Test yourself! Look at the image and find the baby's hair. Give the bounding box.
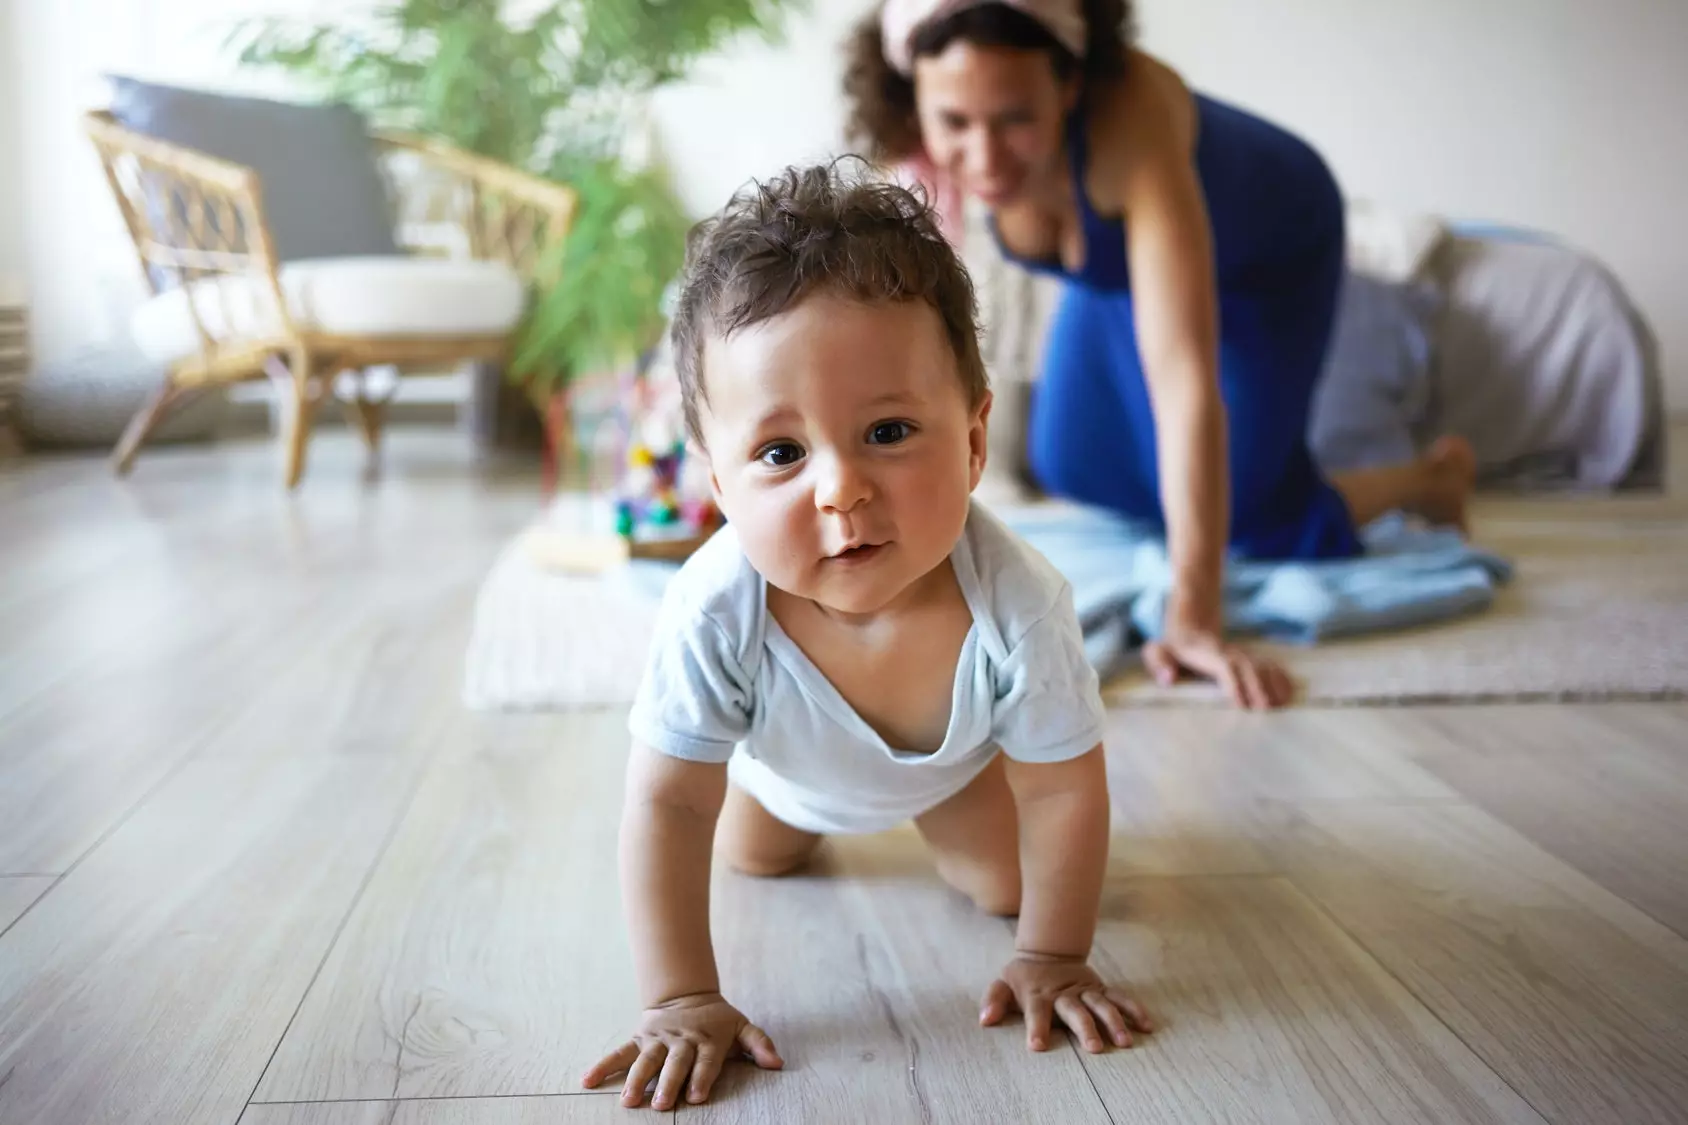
[843,0,1136,163]
[670,157,988,447]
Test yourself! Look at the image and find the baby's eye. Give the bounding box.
[868,421,914,446]
[757,442,804,468]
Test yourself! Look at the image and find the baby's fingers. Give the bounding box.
[1142,641,1180,687]
[687,1044,726,1105]
[650,1041,696,1112]
[1025,996,1055,1052]
[979,979,1015,1027]
[737,1022,785,1070]
[621,1044,667,1108]
[1081,990,1134,1049]
[1055,994,1105,1053]
[1106,990,1155,1033]
[580,1041,637,1089]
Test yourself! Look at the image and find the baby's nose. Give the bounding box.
[814,454,871,513]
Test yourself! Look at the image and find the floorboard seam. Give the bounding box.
[1285,873,1554,1125]
[237,731,452,1114]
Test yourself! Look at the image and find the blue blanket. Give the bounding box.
[1000,505,1513,682]
[626,505,1513,684]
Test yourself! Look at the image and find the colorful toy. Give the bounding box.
[594,331,722,562]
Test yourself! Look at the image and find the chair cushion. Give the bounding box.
[130,257,526,364]
[106,76,401,269]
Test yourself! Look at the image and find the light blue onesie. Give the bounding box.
[628,501,1107,835]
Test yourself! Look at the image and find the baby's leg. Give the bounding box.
[715,783,822,877]
[914,756,1022,916]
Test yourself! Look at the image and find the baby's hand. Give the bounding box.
[581,992,783,1110]
[981,954,1155,1053]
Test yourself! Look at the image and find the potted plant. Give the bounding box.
[228,0,800,480]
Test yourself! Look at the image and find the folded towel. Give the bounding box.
[997,504,1514,683]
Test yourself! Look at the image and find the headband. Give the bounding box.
[880,0,1088,76]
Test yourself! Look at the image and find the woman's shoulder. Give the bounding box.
[1078,50,1197,215]
[1088,53,1196,173]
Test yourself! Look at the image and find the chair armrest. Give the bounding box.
[374,131,577,285]
[84,111,284,287]
[83,111,296,356]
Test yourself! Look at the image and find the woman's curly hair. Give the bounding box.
[843,0,1137,164]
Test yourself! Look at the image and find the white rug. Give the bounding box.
[463,499,1688,711]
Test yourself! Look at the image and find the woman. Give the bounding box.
[844,0,1475,710]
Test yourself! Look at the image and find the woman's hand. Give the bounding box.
[581,993,782,1110]
[1143,593,1294,710]
[981,954,1155,1053]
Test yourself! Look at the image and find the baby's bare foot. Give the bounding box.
[1418,435,1477,533]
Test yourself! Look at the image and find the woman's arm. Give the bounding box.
[1116,64,1292,709]
[1118,69,1227,619]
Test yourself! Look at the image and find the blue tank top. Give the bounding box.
[987,94,1344,296]
[988,108,1130,291]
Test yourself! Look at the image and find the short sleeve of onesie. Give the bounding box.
[989,580,1106,764]
[627,560,757,764]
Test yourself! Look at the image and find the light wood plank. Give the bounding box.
[241,1094,637,1125]
[0,554,220,718]
[0,750,435,1125]
[0,577,470,873]
[1080,875,1544,1125]
[252,711,640,1103]
[0,618,472,1125]
[1104,708,1464,808]
[1101,712,1275,877]
[1096,708,1465,882]
[1409,705,1688,939]
[1268,801,1688,1124]
[0,587,349,872]
[681,829,1116,1123]
[0,876,55,931]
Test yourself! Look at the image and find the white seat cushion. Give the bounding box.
[131,256,525,364]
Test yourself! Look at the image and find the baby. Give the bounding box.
[582,160,1152,1111]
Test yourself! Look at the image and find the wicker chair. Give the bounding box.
[84,111,576,486]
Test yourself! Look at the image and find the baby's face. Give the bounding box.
[699,293,989,616]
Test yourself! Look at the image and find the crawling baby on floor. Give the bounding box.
[581,158,1153,1111]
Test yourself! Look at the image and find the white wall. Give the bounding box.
[648,0,1688,410]
[0,0,26,293]
[647,1,879,220]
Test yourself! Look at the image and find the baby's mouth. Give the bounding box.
[828,541,887,563]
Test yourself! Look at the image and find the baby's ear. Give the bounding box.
[968,390,994,488]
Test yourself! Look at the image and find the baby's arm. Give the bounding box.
[982,746,1155,1052]
[1005,745,1110,959]
[581,742,782,1110]
[621,742,727,1002]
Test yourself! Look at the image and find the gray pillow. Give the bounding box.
[106,76,400,273]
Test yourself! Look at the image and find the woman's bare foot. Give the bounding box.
[1416,435,1477,533]
[1329,435,1478,533]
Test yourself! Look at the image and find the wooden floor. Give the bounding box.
[2,431,1686,1125]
